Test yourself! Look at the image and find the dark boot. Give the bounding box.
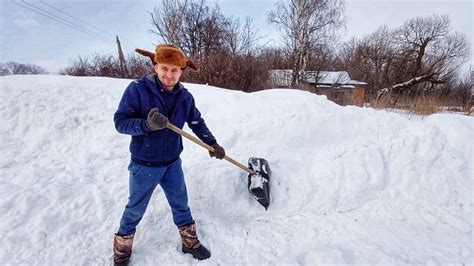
[178,223,211,260]
[113,233,134,265]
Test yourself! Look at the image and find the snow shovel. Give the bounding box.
[166,123,271,210]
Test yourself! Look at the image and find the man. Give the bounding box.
[113,44,225,265]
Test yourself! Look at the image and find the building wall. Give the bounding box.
[314,86,365,106]
[352,87,365,106]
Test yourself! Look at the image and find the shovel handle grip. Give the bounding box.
[166,123,256,175]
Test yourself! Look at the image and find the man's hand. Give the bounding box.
[146,108,169,131]
[209,143,225,159]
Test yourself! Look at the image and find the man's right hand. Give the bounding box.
[146,108,169,131]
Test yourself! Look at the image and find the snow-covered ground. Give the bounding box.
[1,75,472,265]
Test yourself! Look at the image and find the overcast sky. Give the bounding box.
[0,0,472,74]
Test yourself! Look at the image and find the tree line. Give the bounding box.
[0,61,48,75]
[339,15,470,107]
[14,0,472,108]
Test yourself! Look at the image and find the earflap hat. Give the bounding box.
[135,44,198,71]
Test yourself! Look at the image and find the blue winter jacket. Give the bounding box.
[114,74,217,166]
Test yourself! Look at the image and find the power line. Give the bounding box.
[37,0,137,51]
[18,0,112,42]
[12,0,144,55]
[38,0,115,38]
[11,0,113,43]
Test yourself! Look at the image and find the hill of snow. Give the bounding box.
[0,75,472,264]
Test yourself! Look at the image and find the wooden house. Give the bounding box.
[269,69,368,106]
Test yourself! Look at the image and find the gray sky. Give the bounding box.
[0,0,472,74]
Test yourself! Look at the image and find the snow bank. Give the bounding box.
[0,75,472,264]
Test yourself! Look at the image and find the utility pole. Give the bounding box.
[116,35,128,76]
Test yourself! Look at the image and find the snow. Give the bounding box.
[248,158,268,190]
[249,174,264,190]
[1,74,473,265]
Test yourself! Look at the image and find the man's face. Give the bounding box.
[154,63,183,91]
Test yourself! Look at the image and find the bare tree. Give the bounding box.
[199,4,227,57]
[378,14,470,99]
[260,47,289,70]
[341,27,397,95]
[150,0,226,59]
[127,53,154,78]
[223,17,259,55]
[339,14,470,105]
[181,0,209,56]
[307,42,339,71]
[149,0,186,46]
[268,0,345,86]
[62,56,91,76]
[1,61,47,75]
[62,53,151,79]
[0,63,10,76]
[28,64,48,74]
[149,0,270,91]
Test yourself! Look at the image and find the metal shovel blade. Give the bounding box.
[248,157,271,210]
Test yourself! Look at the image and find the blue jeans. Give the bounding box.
[117,158,193,235]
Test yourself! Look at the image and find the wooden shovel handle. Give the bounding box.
[166,123,256,175]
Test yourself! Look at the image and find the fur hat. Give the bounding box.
[135,44,198,71]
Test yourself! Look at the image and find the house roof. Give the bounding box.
[303,71,350,84]
[269,69,368,87]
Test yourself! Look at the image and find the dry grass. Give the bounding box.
[371,93,473,116]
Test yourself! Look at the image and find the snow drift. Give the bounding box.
[0,75,472,264]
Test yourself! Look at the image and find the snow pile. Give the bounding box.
[0,75,472,264]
